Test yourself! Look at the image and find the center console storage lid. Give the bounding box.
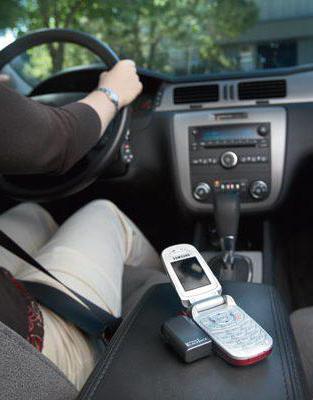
[79,282,308,400]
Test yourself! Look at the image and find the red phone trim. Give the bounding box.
[215,346,272,366]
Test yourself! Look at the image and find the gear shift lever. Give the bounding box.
[211,191,252,282]
[213,192,240,269]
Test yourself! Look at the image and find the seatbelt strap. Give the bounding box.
[0,230,120,337]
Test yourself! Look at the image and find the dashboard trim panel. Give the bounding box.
[157,71,313,112]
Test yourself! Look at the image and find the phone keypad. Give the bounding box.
[198,307,272,353]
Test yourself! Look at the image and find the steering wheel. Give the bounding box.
[0,28,129,202]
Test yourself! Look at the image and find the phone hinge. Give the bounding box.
[192,295,225,313]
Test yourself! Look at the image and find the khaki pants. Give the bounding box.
[0,201,163,389]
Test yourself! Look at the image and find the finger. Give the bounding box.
[122,59,136,68]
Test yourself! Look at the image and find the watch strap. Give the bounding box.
[96,87,119,111]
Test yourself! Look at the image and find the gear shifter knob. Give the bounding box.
[214,192,240,238]
[213,192,240,267]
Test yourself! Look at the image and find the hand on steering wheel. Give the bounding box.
[98,60,143,110]
[81,60,142,133]
[0,29,132,202]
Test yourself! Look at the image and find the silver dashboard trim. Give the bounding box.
[171,107,286,213]
[156,70,313,112]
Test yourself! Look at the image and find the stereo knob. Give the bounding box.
[257,124,269,136]
[193,183,211,201]
[250,180,268,200]
[220,151,238,169]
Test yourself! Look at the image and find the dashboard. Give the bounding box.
[30,65,313,215]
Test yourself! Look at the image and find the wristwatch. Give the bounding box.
[96,87,119,112]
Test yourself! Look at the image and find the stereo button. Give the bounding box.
[259,139,269,148]
[250,180,268,200]
[257,124,269,136]
[220,151,238,169]
[193,183,211,201]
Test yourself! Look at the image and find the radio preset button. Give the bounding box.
[220,151,238,169]
[191,157,218,166]
[239,155,269,164]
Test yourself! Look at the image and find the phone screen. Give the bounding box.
[171,257,211,291]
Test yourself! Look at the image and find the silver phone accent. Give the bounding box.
[161,244,273,365]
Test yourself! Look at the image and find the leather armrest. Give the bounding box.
[79,282,309,400]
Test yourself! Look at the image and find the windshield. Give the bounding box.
[1,0,313,79]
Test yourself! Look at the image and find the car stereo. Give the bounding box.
[172,107,286,212]
[189,122,271,203]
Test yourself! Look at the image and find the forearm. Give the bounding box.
[79,90,116,134]
[0,60,142,175]
[0,84,101,175]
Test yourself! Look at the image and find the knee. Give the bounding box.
[3,202,58,233]
[14,202,50,218]
[84,199,121,215]
[19,202,57,227]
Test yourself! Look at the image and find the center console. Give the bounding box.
[171,107,286,212]
[79,282,308,400]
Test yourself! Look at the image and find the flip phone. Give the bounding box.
[161,244,273,366]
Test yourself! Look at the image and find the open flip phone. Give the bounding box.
[161,244,273,366]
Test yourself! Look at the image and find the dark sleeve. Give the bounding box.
[0,83,101,175]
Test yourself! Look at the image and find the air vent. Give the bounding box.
[238,79,286,100]
[173,84,219,104]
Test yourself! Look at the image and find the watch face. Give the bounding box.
[98,87,119,109]
[107,88,119,104]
